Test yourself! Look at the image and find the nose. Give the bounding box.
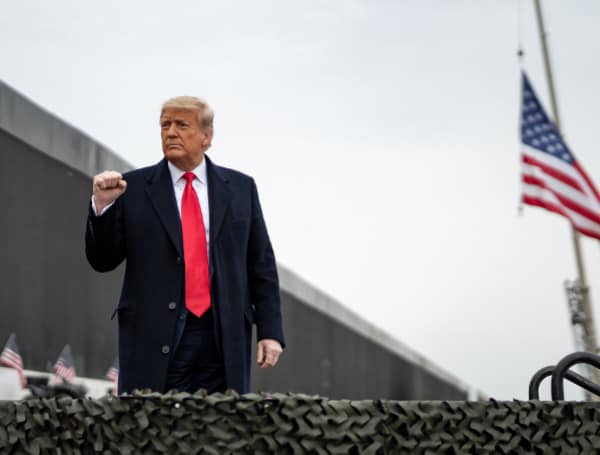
[166,123,178,137]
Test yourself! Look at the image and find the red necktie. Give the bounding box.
[181,172,211,317]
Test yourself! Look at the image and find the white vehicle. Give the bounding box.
[0,367,114,400]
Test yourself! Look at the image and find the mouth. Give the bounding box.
[166,144,182,150]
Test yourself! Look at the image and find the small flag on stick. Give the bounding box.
[520,72,600,239]
[50,345,76,385]
[0,333,26,388]
[105,357,119,395]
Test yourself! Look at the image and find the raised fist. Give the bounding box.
[93,170,127,214]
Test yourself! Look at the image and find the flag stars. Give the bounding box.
[520,75,577,165]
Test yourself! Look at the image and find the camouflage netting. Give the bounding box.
[1,391,600,454]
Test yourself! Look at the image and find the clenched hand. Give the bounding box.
[93,171,127,214]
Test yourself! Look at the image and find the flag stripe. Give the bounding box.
[0,359,23,370]
[53,346,76,384]
[521,163,594,212]
[0,352,23,369]
[521,145,588,190]
[522,182,600,232]
[56,366,75,377]
[574,161,600,204]
[0,361,19,370]
[106,368,118,382]
[522,184,600,236]
[522,145,600,208]
[522,174,600,225]
[522,194,600,240]
[1,335,26,388]
[521,154,584,192]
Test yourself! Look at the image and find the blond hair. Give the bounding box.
[161,96,214,132]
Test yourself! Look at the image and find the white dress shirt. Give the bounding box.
[167,159,210,248]
[92,159,210,248]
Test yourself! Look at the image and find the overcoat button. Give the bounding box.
[176,257,182,263]
[161,345,170,354]
[168,302,176,310]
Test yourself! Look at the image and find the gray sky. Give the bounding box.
[3,0,600,399]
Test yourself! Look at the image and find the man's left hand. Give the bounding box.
[257,339,282,369]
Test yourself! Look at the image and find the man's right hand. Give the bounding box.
[93,171,127,214]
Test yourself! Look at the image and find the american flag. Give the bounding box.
[105,357,119,395]
[520,72,600,239]
[0,333,26,388]
[50,345,76,385]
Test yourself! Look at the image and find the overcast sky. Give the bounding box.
[3,0,600,400]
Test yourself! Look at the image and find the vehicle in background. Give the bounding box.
[0,367,114,400]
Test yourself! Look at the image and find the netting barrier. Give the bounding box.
[1,391,600,454]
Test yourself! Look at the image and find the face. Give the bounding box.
[160,108,212,170]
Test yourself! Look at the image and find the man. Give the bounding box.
[85,96,284,394]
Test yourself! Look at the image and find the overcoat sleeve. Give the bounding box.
[85,197,126,272]
[247,179,285,347]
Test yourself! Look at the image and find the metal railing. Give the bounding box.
[529,351,600,400]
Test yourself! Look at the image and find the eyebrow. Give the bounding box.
[159,118,190,125]
[160,118,190,124]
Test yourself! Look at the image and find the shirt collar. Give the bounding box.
[167,158,207,186]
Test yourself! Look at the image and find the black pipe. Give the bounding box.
[529,366,553,400]
[551,352,600,400]
[529,364,600,399]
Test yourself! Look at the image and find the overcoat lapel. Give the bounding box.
[145,159,183,257]
[206,156,231,277]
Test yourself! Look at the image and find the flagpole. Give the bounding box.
[533,0,599,360]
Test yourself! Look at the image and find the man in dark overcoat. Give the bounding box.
[85,96,284,394]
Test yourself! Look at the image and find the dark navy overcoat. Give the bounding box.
[85,156,284,394]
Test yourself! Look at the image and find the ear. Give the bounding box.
[202,130,213,148]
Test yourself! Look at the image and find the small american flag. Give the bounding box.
[50,345,76,385]
[520,72,600,239]
[105,357,119,395]
[0,333,26,388]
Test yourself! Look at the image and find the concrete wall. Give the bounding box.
[0,80,469,399]
[0,128,122,378]
[252,288,466,399]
